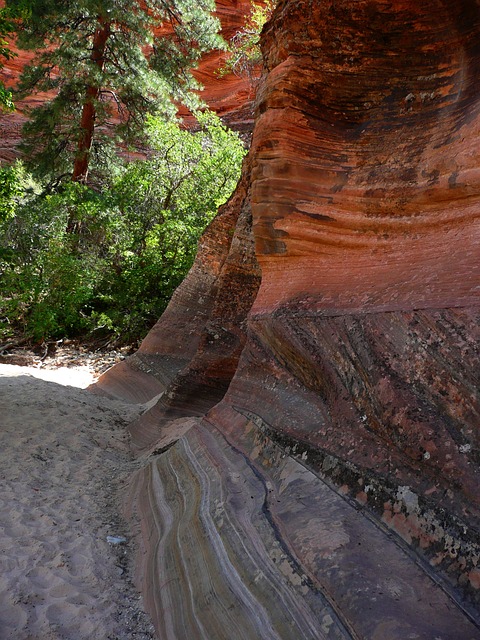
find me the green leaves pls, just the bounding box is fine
[0,162,28,221]
[94,110,246,339]
[145,110,245,216]
[0,85,14,111]
[0,6,16,58]
[0,7,16,110]
[220,0,275,83]
[0,111,245,342]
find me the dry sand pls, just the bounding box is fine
[0,363,156,640]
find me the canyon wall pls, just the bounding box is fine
[98,0,479,637]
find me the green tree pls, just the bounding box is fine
[0,7,16,111]
[89,110,247,338]
[8,0,224,183]
[221,0,275,85]
[0,111,245,342]
[0,161,28,221]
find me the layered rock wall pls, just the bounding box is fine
[95,1,480,637]
[252,0,480,314]
[240,0,480,600]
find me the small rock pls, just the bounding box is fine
[107,535,127,545]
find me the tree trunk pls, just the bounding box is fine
[71,17,111,184]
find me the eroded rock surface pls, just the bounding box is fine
[127,416,479,640]
[94,0,480,637]
[252,0,480,315]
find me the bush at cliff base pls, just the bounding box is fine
[0,111,246,343]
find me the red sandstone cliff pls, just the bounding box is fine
[83,0,480,636]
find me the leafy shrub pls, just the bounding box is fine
[91,110,246,340]
[0,161,28,222]
[0,111,246,343]
[0,7,15,111]
[1,180,105,339]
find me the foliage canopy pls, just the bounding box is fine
[0,111,246,342]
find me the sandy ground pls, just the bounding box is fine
[0,363,156,640]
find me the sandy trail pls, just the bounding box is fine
[0,364,156,640]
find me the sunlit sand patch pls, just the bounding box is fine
[0,363,96,388]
